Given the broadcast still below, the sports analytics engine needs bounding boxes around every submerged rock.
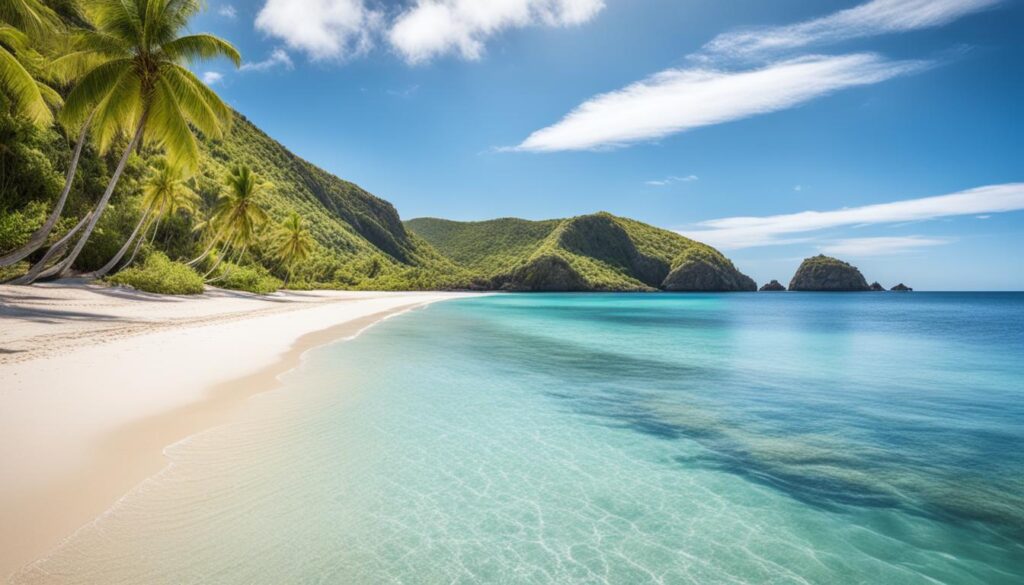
[869,282,885,291]
[760,280,786,292]
[891,283,913,292]
[788,255,870,291]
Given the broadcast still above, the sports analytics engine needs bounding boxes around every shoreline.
[0,283,478,579]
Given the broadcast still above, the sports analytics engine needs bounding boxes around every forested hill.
[190,112,465,288]
[406,214,757,292]
[1,105,466,289]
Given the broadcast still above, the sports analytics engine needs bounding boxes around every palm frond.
[90,67,142,153]
[58,57,133,128]
[0,44,52,125]
[161,34,241,66]
[148,76,199,170]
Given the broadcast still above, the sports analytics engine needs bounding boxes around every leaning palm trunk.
[0,116,93,267]
[206,244,246,284]
[188,224,229,267]
[37,113,148,283]
[123,217,149,268]
[9,211,92,284]
[202,236,238,280]
[123,200,165,269]
[83,200,157,279]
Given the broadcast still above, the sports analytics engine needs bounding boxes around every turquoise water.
[16,293,1024,584]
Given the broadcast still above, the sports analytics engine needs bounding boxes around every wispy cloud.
[386,84,420,98]
[202,71,224,85]
[255,0,380,61]
[820,235,953,256]
[682,183,1024,249]
[389,0,604,65]
[217,4,237,19]
[646,175,698,187]
[702,0,1002,60]
[240,48,295,72]
[514,54,926,152]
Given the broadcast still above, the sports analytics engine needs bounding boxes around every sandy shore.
[0,282,476,580]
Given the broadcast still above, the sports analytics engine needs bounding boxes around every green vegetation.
[212,261,282,295]
[108,251,203,295]
[407,212,756,292]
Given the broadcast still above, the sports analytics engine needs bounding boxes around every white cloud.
[202,71,224,85]
[682,183,1024,249]
[514,53,926,152]
[255,0,380,60]
[646,175,698,187]
[389,0,604,64]
[240,48,295,72]
[702,0,1002,59]
[218,4,237,19]
[820,235,953,256]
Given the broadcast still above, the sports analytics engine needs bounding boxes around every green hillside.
[1,106,467,290]
[406,213,756,292]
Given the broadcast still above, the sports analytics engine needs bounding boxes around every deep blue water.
[18,293,1024,584]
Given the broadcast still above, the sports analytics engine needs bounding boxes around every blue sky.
[191,0,1022,290]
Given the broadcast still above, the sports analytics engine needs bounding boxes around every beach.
[0,282,475,579]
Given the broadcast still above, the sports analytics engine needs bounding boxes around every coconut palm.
[86,158,196,277]
[17,0,240,283]
[271,211,313,284]
[190,164,268,275]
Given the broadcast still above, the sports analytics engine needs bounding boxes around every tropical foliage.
[107,250,203,294]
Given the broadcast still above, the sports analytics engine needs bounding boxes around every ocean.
[16,293,1024,584]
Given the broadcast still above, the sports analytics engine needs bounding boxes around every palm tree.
[86,158,197,277]
[271,211,313,284]
[190,164,269,276]
[16,0,240,284]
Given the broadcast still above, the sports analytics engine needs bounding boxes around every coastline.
[0,283,478,579]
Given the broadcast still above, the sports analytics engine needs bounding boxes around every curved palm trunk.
[125,218,151,268]
[123,200,164,269]
[202,235,237,280]
[188,224,229,267]
[0,116,93,267]
[39,113,148,283]
[84,200,156,279]
[8,211,92,284]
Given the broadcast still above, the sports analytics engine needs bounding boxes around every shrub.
[0,201,47,251]
[108,252,205,295]
[216,262,282,294]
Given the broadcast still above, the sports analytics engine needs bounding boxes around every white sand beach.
[0,282,475,579]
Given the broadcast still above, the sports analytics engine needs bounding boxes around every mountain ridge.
[406,214,756,292]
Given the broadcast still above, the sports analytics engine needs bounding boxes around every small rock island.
[788,255,870,291]
[869,282,885,291]
[759,280,786,291]
[891,283,913,292]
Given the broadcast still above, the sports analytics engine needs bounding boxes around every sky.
[190,0,1023,290]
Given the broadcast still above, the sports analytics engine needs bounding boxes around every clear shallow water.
[16,293,1024,584]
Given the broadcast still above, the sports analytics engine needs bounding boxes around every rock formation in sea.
[891,283,913,292]
[869,282,885,291]
[760,280,786,291]
[788,255,870,291]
